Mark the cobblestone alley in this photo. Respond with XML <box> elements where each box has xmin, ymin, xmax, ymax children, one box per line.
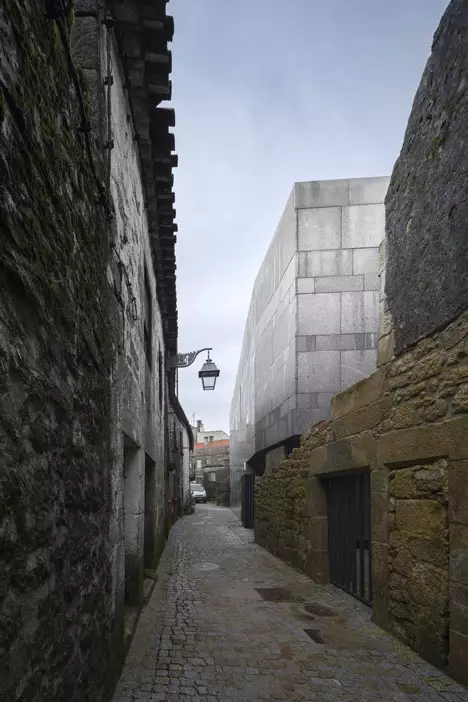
<box><xmin>113</xmin><ymin>505</ymin><xmax>468</xmax><ymax>702</ymax></box>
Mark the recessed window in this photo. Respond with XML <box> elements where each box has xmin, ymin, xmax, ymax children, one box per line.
<box><xmin>209</xmin><ymin>472</ymin><xmax>216</xmax><ymax>482</ymax></box>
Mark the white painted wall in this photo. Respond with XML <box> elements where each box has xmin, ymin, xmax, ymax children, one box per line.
<box><xmin>196</xmin><ymin>429</ymin><xmax>229</xmax><ymax>444</ymax></box>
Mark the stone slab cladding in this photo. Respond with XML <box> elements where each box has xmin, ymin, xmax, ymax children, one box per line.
<box><xmin>230</xmin><ymin>176</ymin><xmax>389</xmax><ymax>513</ymax></box>
<box><xmin>255</xmin><ymin>0</ymin><xmax>468</xmax><ymax>687</ymax></box>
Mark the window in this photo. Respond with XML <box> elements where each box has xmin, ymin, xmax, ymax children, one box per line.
<box><xmin>209</xmin><ymin>472</ymin><xmax>216</xmax><ymax>482</ymax></box>
<box><xmin>196</xmin><ymin>459</ymin><xmax>202</xmax><ymax>469</ymax></box>
<box><xmin>143</xmin><ymin>269</ymin><xmax>152</xmax><ymax>368</ymax></box>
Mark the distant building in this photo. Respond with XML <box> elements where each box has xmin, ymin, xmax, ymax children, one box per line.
<box><xmin>230</xmin><ymin>176</ymin><xmax>389</xmax><ymax>514</ymax></box>
<box><xmin>191</xmin><ymin>421</ymin><xmax>230</xmax><ymax>504</ymax></box>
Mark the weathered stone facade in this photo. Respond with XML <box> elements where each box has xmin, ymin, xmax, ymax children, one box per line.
<box><xmin>255</xmin><ymin>0</ymin><xmax>468</xmax><ymax>686</ymax></box>
<box><xmin>168</xmin><ymin>391</ymin><xmax>194</xmax><ymax>519</ymax></box>
<box><xmin>388</xmin><ymin>459</ymin><xmax>449</xmax><ymax>663</ymax></box>
<box><xmin>385</xmin><ymin>0</ymin><xmax>468</xmax><ymax>353</ymax></box>
<box><xmin>0</xmin><ymin>1</ymin><xmax>189</xmax><ymax>700</ymax></box>
<box><xmin>256</xmin><ymin>309</ymin><xmax>468</xmax><ymax>682</ymax></box>
<box><xmin>191</xmin><ymin>439</ymin><xmax>230</xmax><ymax>505</ymax></box>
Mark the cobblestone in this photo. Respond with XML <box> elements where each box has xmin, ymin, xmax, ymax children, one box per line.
<box><xmin>113</xmin><ymin>505</ymin><xmax>468</xmax><ymax>701</ymax></box>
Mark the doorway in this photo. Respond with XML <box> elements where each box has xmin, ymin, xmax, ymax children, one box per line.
<box><xmin>123</xmin><ymin>437</ymin><xmax>140</xmax><ymax>606</ymax></box>
<box><xmin>326</xmin><ymin>472</ymin><xmax>372</xmax><ymax>605</ymax></box>
<box><xmin>144</xmin><ymin>454</ymin><xmax>156</xmax><ymax>570</ymax></box>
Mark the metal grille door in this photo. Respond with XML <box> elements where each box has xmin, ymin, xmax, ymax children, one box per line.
<box><xmin>326</xmin><ymin>472</ymin><xmax>372</xmax><ymax>605</ymax></box>
<box><xmin>241</xmin><ymin>473</ymin><xmax>255</xmax><ymax>529</ymax></box>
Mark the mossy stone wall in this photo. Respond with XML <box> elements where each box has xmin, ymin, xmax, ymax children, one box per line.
<box><xmin>0</xmin><ymin>3</ymin><xmax>115</xmax><ymax>700</ymax></box>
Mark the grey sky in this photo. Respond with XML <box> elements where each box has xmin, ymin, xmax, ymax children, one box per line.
<box><xmin>170</xmin><ymin>0</ymin><xmax>448</xmax><ymax>435</ymax></box>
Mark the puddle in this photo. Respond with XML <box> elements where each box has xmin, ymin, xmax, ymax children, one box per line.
<box><xmin>304</xmin><ymin>603</ymin><xmax>336</xmax><ymax>617</ymax></box>
<box><xmin>255</xmin><ymin>587</ymin><xmax>304</xmax><ymax>602</ymax></box>
<box><xmin>304</xmin><ymin>628</ymin><xmax>325</xmax><ymax>644</ymax></box>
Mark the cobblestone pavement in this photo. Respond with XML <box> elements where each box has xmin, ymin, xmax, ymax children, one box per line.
<box><xmin>113</xmin><ymin>505</ymin><xmax>468</xmax><ymax>702</ymax></box>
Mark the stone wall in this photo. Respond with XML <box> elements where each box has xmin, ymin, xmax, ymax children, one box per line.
<box><xmin>0</xmin><ymin>4</ymin><xmax>115</xmax><ymax>700</ymax></box>
<box><xmin>0</xmin><ymin>1</ymin><xmax>180</xmax><ymax>700</ymax></box>
<box><xmin>388</xmin><ymin>459</ymin><xmax>449</xmax><ymax>663</ymax></box>
<box><xmin>385</xmin><ymin>0</ymin><xmax>468</xmax><ymax>352</ymax></box>
<box><xmin>192</xmin><ymin>443</ymin><xmax>230</xmax><ymax>502</ymax></box>
<box><xmin>256</xmin><ymin>307</ymin><xmax>468</xmax><ymax>682</ymax></box>
<box><xmin>168</xmin><ymin>392</ymin><xmax>193</xmax><ymax>518</ymax></box>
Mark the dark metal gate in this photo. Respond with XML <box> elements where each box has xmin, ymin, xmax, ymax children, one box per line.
<box><xmin>240</xmin><ymin>473</ymin><xmax>255</xmax><ymax>529</ymax></box>
<box><xmin>326</xmin><ymin>472</ymin><xmax>372</xmax><ymax>605</ymax></box>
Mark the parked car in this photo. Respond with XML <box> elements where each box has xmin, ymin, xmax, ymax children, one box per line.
<box><xmin>190</xmin><ymin>483</ymin><xmax>207</xmax><ymax>503</ymax></box>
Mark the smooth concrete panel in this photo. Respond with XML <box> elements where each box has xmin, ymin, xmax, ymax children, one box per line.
<box><xmin>280</xmin><ymin>393</ymin><xmax>296</xmax><ymax>417</ymax></box>
<box><xmin>315</xmin><ymin>275</ymin><xmax>363</xmax><ymax>293</ymax></box>
<box><xmin>317</xmin><ymin>392</ymin><xmax>335</xmax><ymax>407</ymax></box>
<box><xmin>284</xmin><ymin>339</ymin><xmax>296</xmax><ymax>399</ymax></box>
<box><xmin>297</xmin><ymin>293</ymin><xmax>341</xmax><ymax>335</ymax></box>
<box><xmin>298</xmin><ymin>207</ymin><xmax>341</xmax><ymax>250</ymax></box>
<box><xmin>298</xmin><ymin>249</ymin><xmax>353</xmax><ymax>278</ymax></box>
<box><xmin>231</xmin><ymin>176</ymin><xmax>387</xmax><ymax>511</ymax></box>
<box><xmin>256</xmin><ymin>254</ymin><xmax>297</xmax><ymax>338</ymax></box>
<box><xmin>297</xmin><ymin>278</ymin><xmax>315</xmax><ymax>294</ymax></box>
<box><xmin>293</xmin><ymin>407</ymin><xmax>330</xmax><ymax>436</ymax></box>
<box><xmin>272</xmin><ymin>308</ymin><xmax>290</xmax><ymax>362</ymax></box>
<box><xmin>315</xmin><ymin>333</ymin><xmax>376</xmax><ymax>351</ymax></box>
<box><xmin>264</xmin><ymin>421</ymin><xmax>279</xmax><ymax>447</ymax></box>
<box><xmin>364</xmin><ymin>273</ymin><xmax>380</xmax><ymax>290</ymax></box>
<box><xmin>253</xmin><ymin>191</ymin><xmax>296</xmax><ymax>322</ymax></box>
<box><xmin>349</xmin><ymin>176</ymin><xmax>390</xmax><ymax>205</ymax></box>
<box><xmin>295</xmin><ymin>179</ymin><xmax>350</xmax><ymax>209</ymax></box>
<box><xmin>342</xmin><ymin>204</ymin><xmax>385</xmax><ymax>249</ymax></box>
<box><xmin>297</xmin><ymin>350</ymin><xmax>340</xmax><ymax>393</ymax></box>
<box><xmin>341</xmin><ymin>349</ymin><xmax>378</xmax><ymax>390</ymax></box>
<box><xmin>341</xmin><ymin>290</ymin><xmax>379</xmax><ymax>334</ymax></box>
<box><xmin>297</xmin><ymin>335</ymin><xmax>316</xmax><ymax>352</ymax></box>
<box><xmin>297</xmin><ymin>393</ymin><xmax>318</xmax><ymax>409</ymax></box>
<box><xmin>353</xmin><ymin>247</ymin><xmax>380</xmax><ymax>275</ymax></box>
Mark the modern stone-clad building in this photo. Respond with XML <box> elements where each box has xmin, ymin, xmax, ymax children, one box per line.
<box><xmin>0</xmin><ymin>2</ymin><xmax>192</xmax><ymax>701</ymax></box>
<box><xmin>230</xmin><ymin>176</ymin><xmax>389</xmax><ymax>512</ymax></box>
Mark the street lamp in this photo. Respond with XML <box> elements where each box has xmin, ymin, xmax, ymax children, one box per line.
<box><xmin>198</xmin><ymin>351</ymin><xmax>220</xmax><ymax>391</ymax></box>
<box><xmin>169</xmin><ymin>347</ymin><xmax>220</xmax><ymax>393</ymax></box>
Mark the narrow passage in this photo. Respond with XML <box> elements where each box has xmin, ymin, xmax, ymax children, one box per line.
<box><xmin>113</xmin><ymin>505</ymin><xmax>468</xmax><ymax>702</ymax></box>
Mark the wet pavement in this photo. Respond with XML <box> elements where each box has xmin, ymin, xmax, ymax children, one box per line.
<box><xmin>113</xmin><ymin>504</ymin><xmax>468</xmax><ymax>702</ymax></box>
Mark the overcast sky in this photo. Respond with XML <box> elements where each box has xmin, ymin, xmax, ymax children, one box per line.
<box><xmin>170</xmin><ymin>0</ymin><xmax>448</xmax><ymax>435</ymax></box>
